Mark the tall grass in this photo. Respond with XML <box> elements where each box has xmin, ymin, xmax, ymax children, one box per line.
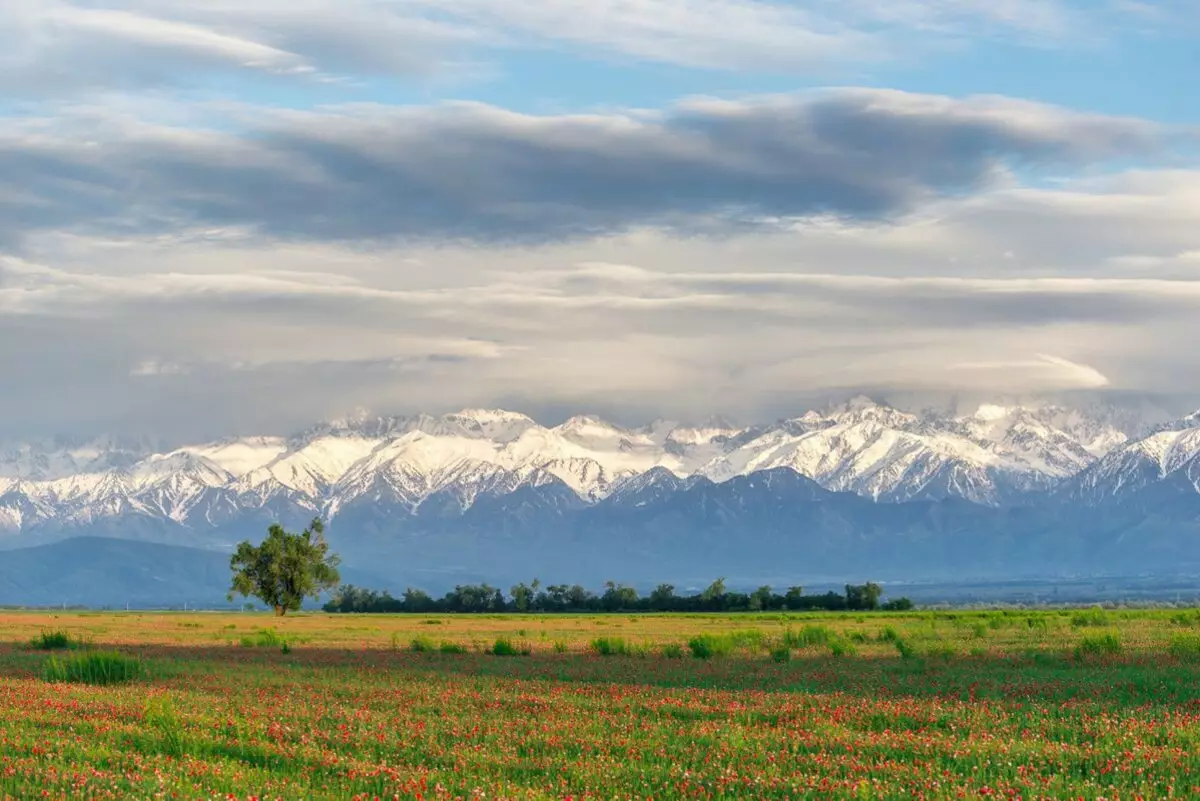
<box><xmin>491</xmin><ymin>637</ymin><xmax>531</xmax><ymax>656</ymax></box>
<box><xmin>1075</xmin><ymin>632</ymin><xmax>1122</xmax><ymax>660</ymax></box>
<box><xmin>687</xmin><ymin>635</ymin><xmax>734</xmax><ymax>659</ymax></box>
<box><xmin>43</xmin><ymin>651</ymin><xmax>143</xmax><ymax>685</ymax></box>
<box><xmin>30</xmin><ymin>630</ymin><xmax>79</xmax><ymax>651</ymax></box>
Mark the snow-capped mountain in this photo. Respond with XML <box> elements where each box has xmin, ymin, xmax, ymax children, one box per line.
<box><xmin>0</xmin><ymin>399</ymin><xmax>1182</xmax><ymax>542</ymax></box>
<box><xmin>1059</xmin><ymin>412</ymin><xmax>1200</xmax><ymax>506</ymax></box>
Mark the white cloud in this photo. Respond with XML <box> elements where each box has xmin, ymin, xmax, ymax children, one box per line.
<box><xmin>0</xmin><ymin>90</ymin><xmax>1169</xmax><ymax>248</ymax></box>
<box><xmin>0</xmin><ymin>0</ymin><xmax>1188</xmax><ymax>100</ymax></box>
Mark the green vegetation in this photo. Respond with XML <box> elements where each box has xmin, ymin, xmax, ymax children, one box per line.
<box><xmin>29</xmin><ymin>630</ymin><xmax>79</xmax><ymax>650</ymax></box>
<box><xmin>41</xmin><ymin>650</ymin><xmax>143</xmax><ymax>685</ymax></box>
<box><xmin>1</xmin><ymin>607</ymin><xmax>1200</xmax><ymax>798</ymax></box>
<box><xmin>228</xmin><ymin>518</ymin><xmax>340</xmax><ymax>616</ymax></box>
<box><xmin>326</xmin><ymin>580</ymin><xmax>910</xmax><ymax>614</ymax></box>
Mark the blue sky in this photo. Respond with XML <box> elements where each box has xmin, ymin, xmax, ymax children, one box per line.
<box><xmin>1</xmin><ymin>0</ymin><xmax>1198</xmax><ymax>438</ymax></box>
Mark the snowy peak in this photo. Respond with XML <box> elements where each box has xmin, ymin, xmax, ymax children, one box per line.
<box><xmin>444</xmin><ymin>409</ymin><xmax>538</xmax><ymax>442</ymax></box>
<box><xmin>0</xmin><ymin>399</ymin><xmax>1182</xmax><ymax>537</ymax></box>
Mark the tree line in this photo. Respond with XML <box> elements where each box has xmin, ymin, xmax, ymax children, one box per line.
<box><xmin>323</xmin><ymin>578</ymin><xmax>914</xmax><ymax>614</ymax></box>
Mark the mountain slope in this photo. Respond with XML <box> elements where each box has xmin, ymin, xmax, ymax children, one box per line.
<box><xmin>0</xmin><ymin>400</ymin><xmax>1160</xmax><ymax>548</ymax></box>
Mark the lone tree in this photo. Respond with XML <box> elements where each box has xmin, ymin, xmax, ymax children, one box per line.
<box><xmin>228</xmin><ymin>518</ymin><xmax>341</xmax><ymax>616</ymax></box>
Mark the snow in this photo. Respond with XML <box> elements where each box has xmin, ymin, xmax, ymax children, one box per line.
<box><xmin>183</xmin><ymin>437</ymin><xmax>289</xmax><ymax>478</ymax></box>
<box><xmin>0</xmin><ymin>401</ymin><xmax>1176</xmax><ymax>531</ymax></box>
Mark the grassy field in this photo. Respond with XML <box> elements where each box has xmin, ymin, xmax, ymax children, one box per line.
<box><xmin>2</xmin><ymin>608</ymin><xmax>1200</xmax><ymax>799</ymax></box>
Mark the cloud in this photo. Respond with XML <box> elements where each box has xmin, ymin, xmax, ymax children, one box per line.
<box><xmin>1</xmin><ymin>0</ymin><xmax>1190</xmax><ymax>105</ymax></box>
<box><xmin>0</xmin><ymin>0</ymin><xmax>481</xmax><ymax>96</ymax></box>
<box><xmin>5</xmin><ymin>221</ymin><xmax>1200</xmax><ymax>440</ymax></box>
<box><xmin>0</xmin><ymin>90</ymin><xmax>1167</xmax><ymax>249</ymax></box>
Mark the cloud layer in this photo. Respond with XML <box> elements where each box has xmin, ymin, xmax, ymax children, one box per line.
<box><xmin>3</xmin><ymin>2</ymin><xmax>1199</xmax><ymax>440</ymax></box>
<box><xmin>0</xmin><ymin>90</ymin><xmax>1166</xmax><ymax>248</ymax></box>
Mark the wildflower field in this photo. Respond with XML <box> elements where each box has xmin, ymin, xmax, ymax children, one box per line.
<box><xmin>2</xmin><ymin>608</ymin><xmax>1200</xmax><ymax>799</ymax></box>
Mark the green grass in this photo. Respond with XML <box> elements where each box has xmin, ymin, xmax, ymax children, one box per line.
<box><xmin>239</xmin><ymin>628</ymin><xmax>288</xmax><ymax>648</ymax></box>
<box><xmin>590</xmin><ymin>636</ymin><xmax>632</xmax><ymax>656</ymax></box>
<box><xmin>410</xmin><ymin>635</ymin><xmax>436</xmax><ymax>652</ymax></box>
<box><xmin>29</xmin><ymin>629</ymin><xmax>79</xmax><ymax>650</ymax></box>
<box><xmin>42</xmin><ymin>650</ymin><xmax>143</xmax><ymax>685</ymax></box>
<box><xmin>687</xmin><ymin>634</ymin><xmax>735</xmax><ymax>659</ymax></box>
<box><xmin>5</xmin><ymin>608</ymin><xmax>1200</xmax><ymax>798</ymax></box>
<box><xmin>1071</xmin><ymin>607</ymin><xmax>1110</xmax><ymax>627</ymax></box>
<box><xmin>491</xmin><ymin>637</ymin><xmax>532</xmax><ymax>656</ymax></box>
<box><xmin>1075</xmin><ymin>632</ymin><xmax>1123</xmax><ymax>660</ymax></box>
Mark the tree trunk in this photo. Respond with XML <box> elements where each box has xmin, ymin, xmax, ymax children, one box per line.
<box><xmin>275</xmin><ymin>605</ymin><xmax>285</xmax><ymax>616</ymax></box>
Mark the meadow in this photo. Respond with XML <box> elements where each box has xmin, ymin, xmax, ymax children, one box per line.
<box><xmin>2</xmin><ymin>608</ymin><xmax>1200</xmax><ymax>799</ymax></box>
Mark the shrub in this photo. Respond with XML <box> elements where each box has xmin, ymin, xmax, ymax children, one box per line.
<box><xmin>828</xmin><ymin>638</ymin><xmax>858</xmax><ymax>658</ymax></box>
<box><xmin>1075</xmin><ymin>632</ymin><xmax>1122</xmax><ymax>660</ymax></box>
<box><xmin>30</xmin><ymin>630</ymin><xmax>78</xmax><ymax>651</ymax></box>
<box><xmin>491</xmin><ymin>637</ymin><xmax>531</xmax><ymax>657</ymax></box>
<box><xmin>848</xmin><ymin>631</ymin><xmax>869</xmax><ymax>644</ymax></box>
<box><xmin>43</xmin><ymin>651</ymin><xmax>142</xmax><ymax>685</ymax></box>
<box><xmin>971</xmin><ymin>623</ymin><xmax>988</xmax><ymax>639</ymax></box>
<box><xmin>1171</xmin><ymin>610</ymin><xmax>1200</xmax><ymax>626</ymax></box>
<box><xmin>891</xmin><ymin>636</ymin><xmax>916</xmax><ymax>660</ymax></box>
<box><xmin>878</xmin><ymin>626</ymin><xmax>902</xmax><ymax>643</ymax></box>
<box><xmin>661</xmin><ymin>643</ymin><xmax>685</xmax><ymax>659</ymax></box>
<box><xmin>784</xmin><ymin>625</ymin><xmax>834</xmax><ymax>648</ymax></box>
<box><xmin>1071</xmin><ymin>607</ymin><xmax>1109</xmax><ymax>628</ymax></box>
<box><xmin>687</xmin><ymin>635</ymin><xmax>734</xmax><ymax>659</ymax></box>
<box><xmin>1169</xmin><ymin>634</ymin><xmax>1200</xmax><ymax>660</ymax></box>
<box><xmin>770</xmin><ymin>646</ymin><xmax>792</xmax><ymax>663</ymax></box>
<box><xmin>410</xmin><ymin>635</ymin><xmax>436</xmax><ymax>653</ymax></box>
<box><xmin>591</xmin><ymin>637</ymin><xmax>632</xmax><ymax>656</ymax></box>
<box><xmin>439</xmin><ymin>641</ymin><xmax>468</xmax><ymax>655</ymax></box>
<box><xmin>240</xmin><ymin>628</ymin><xmax>287</xmax><ymax>648</ymax></box>
<box><xmin>552</xmin><ymin>640</ymin><xmax>569</xmax><ymax>654</ymax></box>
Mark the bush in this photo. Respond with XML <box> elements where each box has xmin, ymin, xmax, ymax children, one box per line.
<box><xmin>881</xmin><ymin>598</ymin><xmax>914</xmax><ymax>611</ymax></box>
<box><xmin>438</xmin><ymin>641</ymin><xmax>467</xmax><ymax>654</ymax></box>
<box><xmin>1075</xmin><ymin>632</ymin><xmax>1122</xmax><ymax>660</ymax></box>
<box><xmin>240</xmin><ymin>628</ymin><xmax>287</xmax><ymax>648</ymax></box>
<box><xmin>661</xmin><ymin>643</ymin><xmax>685</xmax><ymax>659</ymax></box>
<box><xmin>687</xmin><ymin>635</ymin><xmax>734</xmax><ymax>659</ymax></box>
<box><xmin>878</xmin><ymin>626</ymin><xmax>902</xmax><ymax>643</ymax></box>
<box><xmin>552</xmin><ymin>640</ymin><xmax>569</xmax><ymax>654</ymax></box>
<box><xmin>30</xmin><ymin>630</ymin><xmax>78</xmax><ymax>651</ymax></box>
<box><xmin>971</xmin><ymin>623</ymin><xmax>988</xmax><ymax>639</ymax></box>
<box><xmin>43</xmin><ymin>651</ymin><xmax>143</xmax><ymax>685</ymax></box>
<box><xmin>591</xmin><ymin>637</ymin><xmax>632</xmax><ymax>656</ymax></box>
<box><xmin>1170</xmin><ymin>610</ymin><xmax>1200</xmax><ymax>626</ymax></box>
<box><xmin>828</xmin><ymin>638</ymin><xmax>858</xmax><ymax>658</ymax></box>
<box><xmin>1071</xmin><ymin>607</ymin><xmax>1109</xmax><ymax>628</ymax></box>
<box><xmin>410</xmin><ymin>635</ymin><xmax>436</xmax><ymax>653</ymax></box>
<box><xmin>784</xmin><ymin>625</ymin><xmax>834</xmax><ymax>649</ymax></box>
<box><xmin>1169</xmin><ymin>633</ymin><xmax>1200</xmax><ymax>660</ymax></box>
<box><xmin>491</xmin><ymin>637</ymin><xmax>531</xmax><ymax>657</ymax></box>
<box><xmin>770</xmin><ymin>646</ymin><xmax>792</xmax><ymax>663</ymax></box>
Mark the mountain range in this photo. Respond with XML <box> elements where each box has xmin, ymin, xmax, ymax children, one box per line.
<box><xmin>2</xmin><ymin>398</ymin><xmax>1199</xmax><ymax>603</ymax></box>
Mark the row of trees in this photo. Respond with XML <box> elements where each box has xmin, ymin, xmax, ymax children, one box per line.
<box><xmin>224</xmin><ymin>519</ymin><xmax>915</xmax><ymax>616</ymax></box>
<box><xmin>324</xmin><ymin>578</ymin><xmax>914</xmax><ymax>614</ymax></box>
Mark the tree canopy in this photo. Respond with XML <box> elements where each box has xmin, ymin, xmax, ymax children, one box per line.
<box><xmin>229</xmin><ymin>518</ymin><xmax>341</xmax><ymax>615</ymax></box>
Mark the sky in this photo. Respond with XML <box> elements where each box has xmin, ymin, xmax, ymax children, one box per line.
<box><xmin>1</xmin><ymin>0</ymin><xmax>1198</xmax><ymax>440</ymax></box>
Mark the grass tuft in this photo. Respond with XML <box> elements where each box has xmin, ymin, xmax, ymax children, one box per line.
<box><xmin>591</xmin><ymin>636</ymin><xmax>632</xmax><ymax>656</ymax></box>
<box><xmin>30</xmin><ymin>630</ymin><xmax>79</xmax><ymax>651</ymax></box>
<box><xmin>491</xmin><ymin>637</ymin><xmax>532</xmax><ymax>657</ymax></box>
<box><xmin>43</xmin><ymin>651</ymin><xmax>143</xmax><ymax>685</ymax></box>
